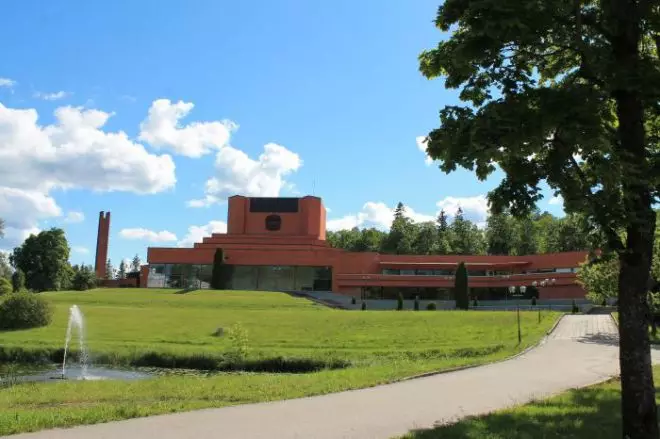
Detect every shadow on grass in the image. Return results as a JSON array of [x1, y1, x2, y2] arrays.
[[403, 380, 640, 439]]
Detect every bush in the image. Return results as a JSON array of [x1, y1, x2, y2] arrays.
[[0, 278, 11, 296], [71, 266, 96, 291], [531, 297, 537, 306], [226, 322, 249, 362], [472, 298, 479, 307], [0, 293, 53, 330], [426, 302, 437, 310], [455, 262, 469, 310], [361, 301, 367, 310], [11, 270, 25, 293], [351, 297, 357, 305], [414, 295, 420, 311], [397, 292, 404, 310], [571, 299, 579, 314]]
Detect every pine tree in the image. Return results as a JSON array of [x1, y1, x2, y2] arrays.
[[435, 210, 452, 254], [105, 259, 114, 280], [117, 260, 127, 279], [131, 254, 141, 273]]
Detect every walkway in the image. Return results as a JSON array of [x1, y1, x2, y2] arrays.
[[6, 315, 643, 439]]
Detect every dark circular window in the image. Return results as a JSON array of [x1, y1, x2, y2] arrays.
[[265, 214, 282, 231]]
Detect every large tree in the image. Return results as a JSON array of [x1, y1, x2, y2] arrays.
[[419, 1, 660, 436], [10, 228, 71, 292], [381, 202, 415, 254], [131, 254, 141, 273], [449, 207, 485, 255], [486, 212, 515, 255]]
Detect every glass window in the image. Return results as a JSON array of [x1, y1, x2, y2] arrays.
[[433, 269, 455, 276], [416, 269, 435, 276], [400, 269, 416, 276], [468, 270, 487, 277], [382, 268, 400, 275]]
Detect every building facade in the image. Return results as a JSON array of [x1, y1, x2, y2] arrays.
[[139, 195, 589, 300]]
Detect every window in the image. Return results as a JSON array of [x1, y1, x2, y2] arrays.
[[416, 269, 435, 276], [249, 197, 299, 213], [400, 269, 416, 275], [382, 269, 400, 275], [468, 270, 487, 277]]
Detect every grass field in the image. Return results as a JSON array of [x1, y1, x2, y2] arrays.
[[402, 365, 660, 438], [0, 288, 559, 435]]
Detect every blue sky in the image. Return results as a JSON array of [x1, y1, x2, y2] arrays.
[[0, 0, 563, 268]]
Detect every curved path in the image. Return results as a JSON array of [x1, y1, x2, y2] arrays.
[[6, 315, 647, 439]]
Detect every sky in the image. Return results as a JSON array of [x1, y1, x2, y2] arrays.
[[0, 0, 563, 267]]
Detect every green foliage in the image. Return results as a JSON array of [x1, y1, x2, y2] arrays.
[[211, 249, 232, 289], [0, 293, 53, 330], [117, 260, 127, 279], [571, 300, 579, 314], [105, 259, 114, 280], [10, 228, 71, 292], [426, 302, 437, 311], [131, 254, 141, 273], [226, 322, 249, 362], [577, 256, 619, 304], [454, 262, 469, 310], [11, 269, 25, 293], [397, 292, 404, 310], [531, 297, 537, 306], [450, 208, 485, 255], [414, 295, 420, 311], [486, 213, 515, 255], [381, 202, 416, 254], [0, 252, 11, 280], [351, 296, 357, 305], [0, 278, 12, 296], [71, 265, 97, 291], [361, 301, 367, 310]]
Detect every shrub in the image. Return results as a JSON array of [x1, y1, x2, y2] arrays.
[[397, 292, 404, 310], [71, 266, 96, 291], [426, 302, 437, 310], [571, 299, 579, 314], [531, 297, 537, 306], [351, 297, 357, 305], [0, 293, 53, 330], [11, 270, 25, 293], [0, 278, 11, 296], [226, 322, 249, 362], [601, 298, 607, 306], [414, 295, 420, 311], [361, 301, 367, 310], [472, 298, 479, 307], [454, 262, 469, 310]]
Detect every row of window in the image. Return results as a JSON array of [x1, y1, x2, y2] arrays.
[[380, 267, 577, 276]]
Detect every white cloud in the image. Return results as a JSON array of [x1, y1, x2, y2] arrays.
[[416, 135, 433, 165], [436, 195, 489, 224], [326, 202, 435, 231], [178, 220, 228, 248], [0, 102, 176, 248], [0, 78, 16, 88], [188, 143, 302, 207], [549, 195, 564, 206], [72, 246, 89, 254], [33, 91, 71, 101], [64, 211, 85, 223], [119, 228, 178, 243], [139, 99, 237, 158]]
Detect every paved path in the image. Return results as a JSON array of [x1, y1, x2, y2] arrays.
[[6, 315, 646, 439]]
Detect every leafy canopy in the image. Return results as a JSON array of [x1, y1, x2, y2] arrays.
[[419, 0, 660, 252]]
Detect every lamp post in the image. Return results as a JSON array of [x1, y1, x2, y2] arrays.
[[509, 285, 522, 344]]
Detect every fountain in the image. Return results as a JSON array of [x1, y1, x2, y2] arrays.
[[62, 305, 88, 379]]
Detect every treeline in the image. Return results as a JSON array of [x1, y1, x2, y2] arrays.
[[0, 226, 141, 293], [327, 202, 597, 256]]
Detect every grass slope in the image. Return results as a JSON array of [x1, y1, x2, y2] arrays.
[[402, 365, 660, 439], [0, 289, 558, 435]]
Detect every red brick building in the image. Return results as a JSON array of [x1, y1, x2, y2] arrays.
[[134, 195, 589, 300]]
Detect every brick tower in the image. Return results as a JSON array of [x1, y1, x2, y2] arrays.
[[95, 211, 111, 279]]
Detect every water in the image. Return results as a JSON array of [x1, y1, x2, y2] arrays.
[[62, 305, 88, 379]]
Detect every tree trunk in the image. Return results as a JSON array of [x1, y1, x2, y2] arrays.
[[610, 0, 659, 435]]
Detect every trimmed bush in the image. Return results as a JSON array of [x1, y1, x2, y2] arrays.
[[11, 270, 25, 293], [426, 302, 437, 310], [531, 296, 537, 306], [0, 278, 11, 296], [0, 293, 53, 330], [351, 297, 357, 305], [397, 292, 404, 310], [472, 298, 479, 307], [361, 301, 367, 310], [414, 295, 420, 311], [455, 262, 469, 310], [571, 299, 579, 314]]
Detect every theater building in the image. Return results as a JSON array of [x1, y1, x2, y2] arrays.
[[130, 195, 589, 300]]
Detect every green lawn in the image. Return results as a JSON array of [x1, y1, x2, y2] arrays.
[[402, 365, 660, 439], [0, 289, 559, 435]]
